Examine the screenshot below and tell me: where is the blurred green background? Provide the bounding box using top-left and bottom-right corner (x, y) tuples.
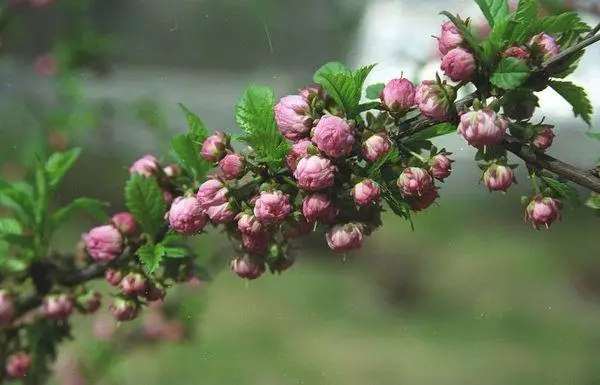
(2, 0), (600, 384)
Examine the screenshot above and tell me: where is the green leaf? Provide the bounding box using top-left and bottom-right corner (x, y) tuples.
(125, 173), (166, 239)
(490, 57), (530, 89)
(236, 85), (290, 168)
(313, 61), (351, 84)
(586, 193), (600, 210)
(408, 122), (456, 141)
(365, 83), (385, 100)
(516, 13), (590, 43)
(542, 176), (581, 208)
(474, 0), (509, 27)
(1, 234), (34, 249)
(163, 246), (190, 259)
(45, 148), (82, 188)
(586, 131), (600, 141)
(137, 243), (166, 274)
(178, 103), (208, 146)
(482, 18), (516, 62)
(513, 0), (539, 26)
(0, 187), (36, 225)
(0, 217), (22, 235)
(549, 81), (593, 126)
(369, 148), (399, 178)
(51, 198), (109, 230)
(314, 64), (376, 118)
(170, 134), (210, 180)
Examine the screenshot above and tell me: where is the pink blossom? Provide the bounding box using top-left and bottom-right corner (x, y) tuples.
(294, 155), (337, 191)
(483, 164), (515, 192)
(236, 213), (266, 236)
(230, 255), (265, 280)
(83, 225), (123, 264)
(362, 133), (393, 163)
(219, 152), (246, 179)
(312, 115), (355, 158)
(144, 285), (166, 302)
(196, 179), (228, 210)
(532, 127), (555, 151)
(415, 80), (453, 121)
(437, 21), (463, 56)
(458, 109), (508, 147)
(121, 273), (147, 295)
(286, 139), (313, 172)
(325, 223), (364, 253)
(302, 193), (338, 223)
(166, 196), (208, 235)
(110, 298), (139, 321)
(441, 47), (476, 82)
(242, 232), (270, 253)
(299, 85), (324, 103)
(129, 155), (160, 177)
(503, 46), (530, 61)
(397, 167), (434, 197)
(254, 190), (292, 224)
(42, 294), (74, 320)
(105, 269), (123, 286)
(0, 290), (15, 325)
(5, 353), (30, 379)
(163, 164), (182, 178)
(76, 291), (102, 314)
(408, 187), (439, 212)
(275, 95), (313, 140)
(351, 179), (381, 206)
(526, 197), (561, 229)
(206, 201), (236, 224)
(381, 78), (415, 112)
(430, 153), (453, 181)
(530, 33), (560, 60)
(200, 132), (229, 162)
(111, 212), (137, 236)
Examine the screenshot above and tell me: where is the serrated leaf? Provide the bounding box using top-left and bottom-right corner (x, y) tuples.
(542, 176), (581, 208)
(45, 148), (82, 189)
(1, 234), (34, 249)
(409, 122), (457, 141)
(0, 187), (36, 225)
(137, 243), (166, 274)
(549, 80), (593, 126)
(516, 12), (590, 43)
(366, 83), (385, 100)
(514, 0), (539, 26)
(490, 57), (530, 89)
(368, 148), (399, 178)
(0, 217), (22, 235)
(474, 0), (509, 28)
(125, 174), (166, 239)
(482, 18), (516, 62)
(236, 85), (290, 168)
(178, 104), (208, 147)
(313, 61), (351, 84)
(163, 246), (190, 259)
(51, 198), (109, 230)
(170, 134), (210, 180)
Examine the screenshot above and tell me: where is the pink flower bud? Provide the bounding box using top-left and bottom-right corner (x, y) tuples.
(111, 212), (137, 236)
(503, 46), (530, 61)
(34, 53), (57, 77)
(109, 298), (139, 322)
(5, 353), (30, 379)
(302, 193), (338, 223)
(43, 294), (74, 320)
(206, 201), (236, 224)
(196, 179), (228, 210)
(0, 290), (15, 325)
(325, 223), (364, 253)
(219, 152), (246, 179)
(105, 269), (123, 286)
(397, 167), (434, 197)
(83, 225), (123, 264)
(415, 80), (453, 121)
(200, 132), (229, 162)
(166, 196), (208, 235)
(381, 78), (415, 113)
(362, 133), (393, 163)
(236, 213), (266, 236)
(529, 33), (560, 60)
(129, 155), (160, 177)
(532, 127), (555, 151)
(351, 179), (381, 206)
(440, 47), (476, 82)
(429, 153), (453, 181)
(299, 85), (323, 103)
(163, 190), (174, 206)
(437, 21), (463, 56)
(144, 285), (166, 302)
(312, 115), (355, 158)
(274, 95), (313, 140)
(163, 164), (182, 178)
(76, 291), (101, 314)
(483, 164), (515, 192)
(526, 196), (561, 229)
(458, 109), (508, 147)
(254, 190), (292, 224)
(286, 139), (313, 172)
(230, 255), (265, 280)
(293, 155), (337, 191)
(242, 232), (270, 253)
(121, 273), (147, 295)
(408, 187), (439, 212)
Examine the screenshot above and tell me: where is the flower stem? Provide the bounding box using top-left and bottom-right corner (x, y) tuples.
(399, 144), (426, 163)
(530, 172), (542, 195)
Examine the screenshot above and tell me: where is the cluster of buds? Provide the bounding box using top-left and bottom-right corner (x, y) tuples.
(436, 22), (477, 82)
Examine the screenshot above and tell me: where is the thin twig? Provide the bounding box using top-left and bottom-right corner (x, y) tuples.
(542, 29), (600, 70)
